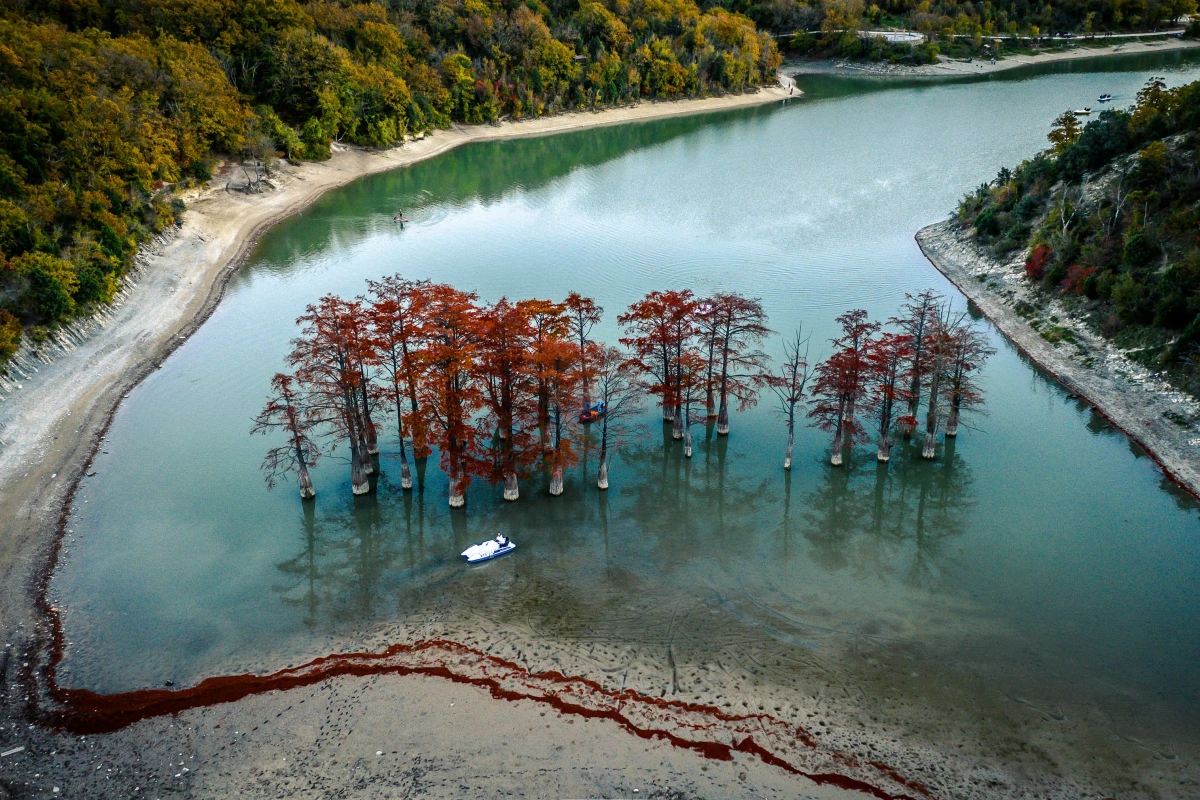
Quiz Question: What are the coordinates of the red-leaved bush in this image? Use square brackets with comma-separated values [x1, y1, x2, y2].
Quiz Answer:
[1062, 264, 1098, 294]
[1025, 245, 1052, 281]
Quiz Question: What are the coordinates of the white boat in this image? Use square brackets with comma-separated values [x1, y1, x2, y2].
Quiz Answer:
[1072, 108, 1092, 115]
[461, 538, 516, 563]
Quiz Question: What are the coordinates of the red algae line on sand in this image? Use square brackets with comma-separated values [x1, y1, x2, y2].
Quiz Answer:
[34, 637, 932, 800]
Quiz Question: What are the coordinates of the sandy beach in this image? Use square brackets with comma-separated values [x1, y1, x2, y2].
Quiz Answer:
[787, 36, 1200, 79]
[917, 219, 1200, 500]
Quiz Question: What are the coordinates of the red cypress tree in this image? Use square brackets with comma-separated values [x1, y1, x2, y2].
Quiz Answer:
[943, 324, 995, 438]
[865, 331, 914, 462]
[705, 292, 772, 436]
[476, 298, 539, 501]
[807, 309, 879, 466]
[565, 292, 603, 412]
[417, 284, 483, 507]
[252, 372, 321, 498]
[366, 276, 433, 491]
[288, 295, 374, 495]
[618, 290, 699, 435]
[890, 289, 943, 427]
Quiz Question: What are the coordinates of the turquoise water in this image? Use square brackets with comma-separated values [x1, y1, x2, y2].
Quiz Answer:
[56, 53, 1200, 754]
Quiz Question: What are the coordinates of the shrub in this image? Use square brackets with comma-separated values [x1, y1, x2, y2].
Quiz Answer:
[1025, 245, 1051, 280]
[974, 208, 1000, 237]
[0, 310, 20, 363]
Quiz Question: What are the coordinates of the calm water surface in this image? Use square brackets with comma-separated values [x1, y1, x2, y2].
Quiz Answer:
[58, 53, 1200, 738]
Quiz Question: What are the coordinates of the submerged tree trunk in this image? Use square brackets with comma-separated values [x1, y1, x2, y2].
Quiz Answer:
[549, 464, 564, 496]
[946, 394, 961, 437]
[351, 442, 370, 495]
[877, 399, 893, 463]
[448, 462, 466, 507]
[598, 448, 609, 489]
[298, 463, 315, 499]
[358, 432, 374, 475]
[830, 423, 844, 467]
[684, 408, 693, 458]
[716, 393, 729, 436]
[364, 418, 379, 455]
[784, 427, 794, 470]
[672, 405, 683, 440]
[922, 406, 938, 459]
[504, 471, 519, 501]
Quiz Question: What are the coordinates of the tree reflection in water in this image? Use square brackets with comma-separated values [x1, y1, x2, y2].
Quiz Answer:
[270, 420, 974, 636]
[802, 437, 973, 589]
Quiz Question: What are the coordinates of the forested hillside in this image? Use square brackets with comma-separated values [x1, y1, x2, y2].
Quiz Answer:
[959, 77, 1200, 394]
[0, 0, 781, 364]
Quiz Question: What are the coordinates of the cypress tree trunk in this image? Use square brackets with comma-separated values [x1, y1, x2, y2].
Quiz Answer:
[877, 399, 892, 463]
[830, 424, 844, 467]
[549, 464, 564, 496]
[672, 405, 683, 440]
[351, 440, 370, 495]
[716, 394, 729, 436]
[399, 448, 413, 490]
[298, 463, 315, 499]
[364, 419, 379, 455]
[946, 393, 961, 437]
[784, 427, 794, 470]
[684, 423, 693, 458]
[504, 472, 519, 501]
[598, 448, 609, 490]
[448, 460, 466, 507]
[922, 408, 938, 459]
[358, 432, 374, 475]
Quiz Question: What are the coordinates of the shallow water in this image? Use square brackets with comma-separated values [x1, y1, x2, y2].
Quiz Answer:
[58, 52, 1200, 755]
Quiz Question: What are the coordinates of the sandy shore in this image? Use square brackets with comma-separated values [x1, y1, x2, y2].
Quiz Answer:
[788, 36, 1200, 78]
[917, 219, 1200, 499]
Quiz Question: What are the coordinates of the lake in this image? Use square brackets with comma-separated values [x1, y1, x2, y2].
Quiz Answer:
[55, 49, 1200, 784]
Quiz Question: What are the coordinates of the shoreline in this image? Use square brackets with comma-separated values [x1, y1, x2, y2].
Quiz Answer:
[916, 219, 1200, 500]
[787, 36, 1200, 78]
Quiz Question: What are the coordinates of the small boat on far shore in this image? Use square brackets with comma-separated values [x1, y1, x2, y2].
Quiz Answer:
[579, 400, 606, 424]
[1098, 93, 1112, 103]
[1072, 107, 1092, 115]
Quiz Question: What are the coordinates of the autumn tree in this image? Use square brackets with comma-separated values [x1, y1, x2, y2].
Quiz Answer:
[535, 326, 580, 495]
[866, 332, 914, 462]
[524, 299, 570, 451]
[418, 285, 483, 507]
[591, 346, 643, 489]
[943, 324, 995, 438]
[252, 372, 321, 498]
[891, 289, 942, 427]
[618, 290, 699, 437]
[807, 309, 879, 466]
[288, 295, 374, 495]
[476, 298, 539, 500]
[705, 292, 772, 436]
[366, 275, 432, 490]
[919, 306, 965, 460]
[565, 292, 603, 411]
[768, 328, 810, 470]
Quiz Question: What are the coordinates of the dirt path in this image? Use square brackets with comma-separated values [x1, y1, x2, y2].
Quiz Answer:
[788, 36, 1200, 79]
[917, 219, 1200, 498]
